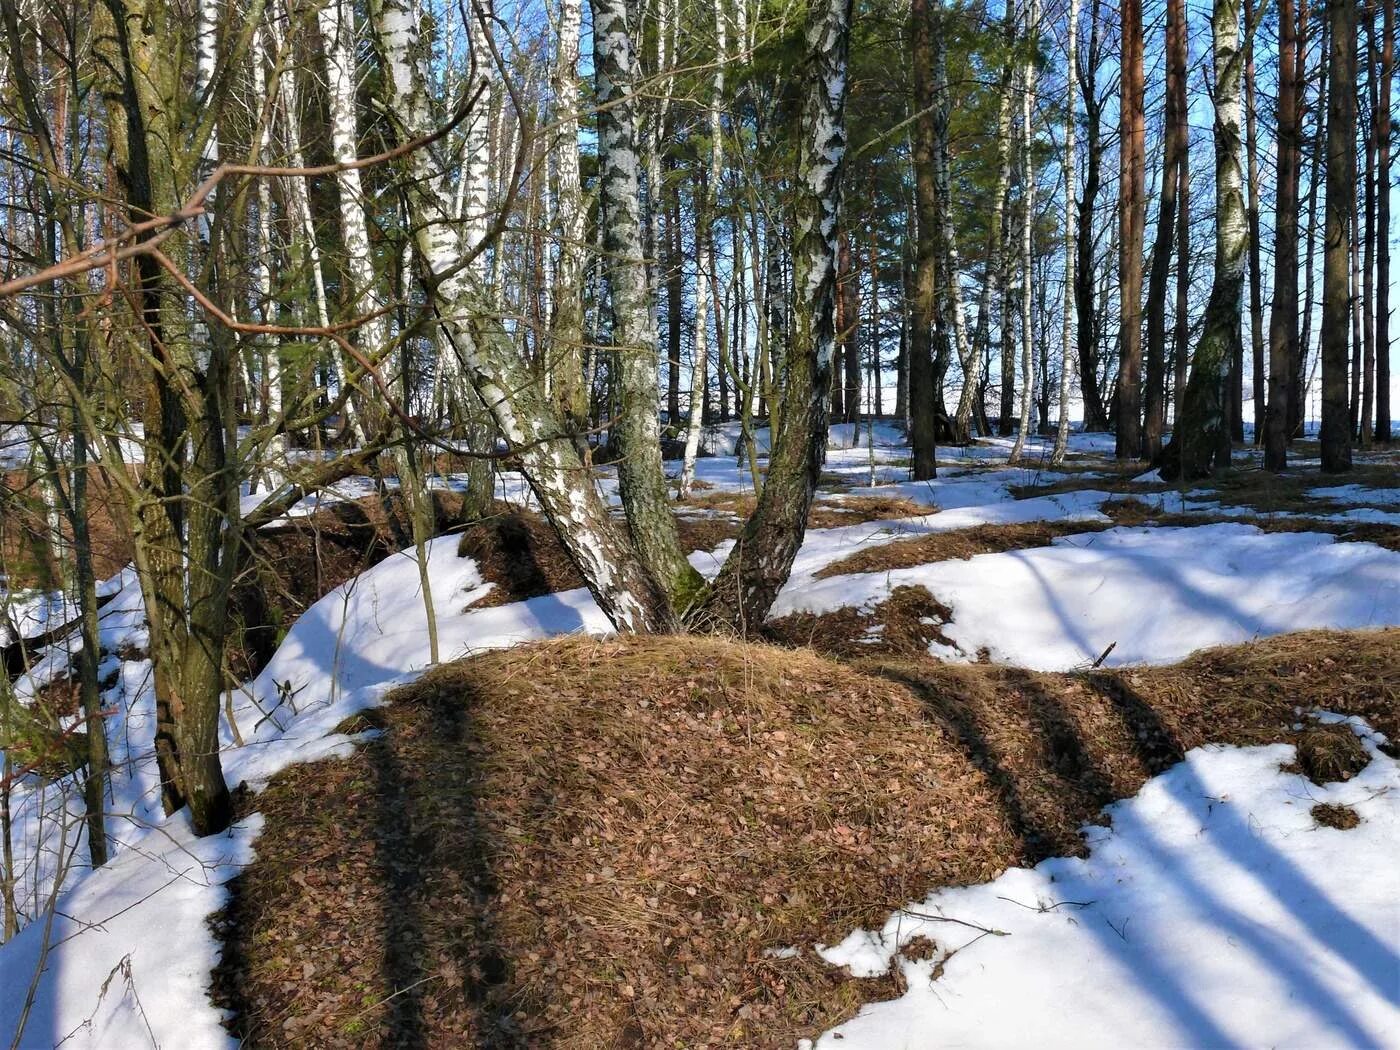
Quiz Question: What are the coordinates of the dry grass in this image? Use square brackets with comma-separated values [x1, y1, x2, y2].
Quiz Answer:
[678, 491, 930, 530]
[812, 520, 1113, 578]
[1311, 802, 1361, 829]
[1, 466, 135, 589]
[212, 629, 1398, 1049]
[764, 585, 959, 659]
[456, 506, 588, 607]
[1102, 497, 1400, 552]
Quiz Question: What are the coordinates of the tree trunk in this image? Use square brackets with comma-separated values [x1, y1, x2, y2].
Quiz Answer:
[1320, 0, 1355, 472]
[841, 233, 861, 424]
[1076, 0, 1110, 431]
[703, 0, 852, 629]
[1052, 0, 1079, 464]
[908, 0, 940, 478]
[1265, 0, 1301, 469]
[590, 0, 704, 606]
[1009, 0, 1039, 464]
[1244, 0, 1264, 443]
[1378, 0, 1394, 442]
[552, 0, 590, 433]
[1115, 0, 1146, 458]
[1159, 0, 1246, 479]
[1143, 0, 1186, 459]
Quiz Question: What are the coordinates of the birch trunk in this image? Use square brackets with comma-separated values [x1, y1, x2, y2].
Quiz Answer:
[590, 0, 704, 608]
[931, 0, 976, 445]
[372, 0, 678, 630]
[1159, 0, 1246, 479]
[551, 0, 589, 431]
[702, 0, 851, 629]
[1009, 0, 1038, 464]
[1052, 0, 1079, 465]
[680, 0, 728, 494]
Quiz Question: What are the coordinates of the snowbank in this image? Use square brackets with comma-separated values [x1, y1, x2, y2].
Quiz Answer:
[812, 718, 1400, 1049]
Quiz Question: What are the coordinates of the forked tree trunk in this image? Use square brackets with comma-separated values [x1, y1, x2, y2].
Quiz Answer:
[1160, 0, 1246, 479]
[701, 0, 851, 630]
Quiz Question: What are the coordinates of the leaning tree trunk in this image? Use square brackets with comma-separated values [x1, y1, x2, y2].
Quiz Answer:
[372, 0, 677, 631]
[701, 0, 852, 630]
[1159, 0, 1246, 480]
[1320, 0, 1356, 472]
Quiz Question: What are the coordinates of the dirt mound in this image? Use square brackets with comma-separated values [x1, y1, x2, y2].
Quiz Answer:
[212, 629, 1399, 1048]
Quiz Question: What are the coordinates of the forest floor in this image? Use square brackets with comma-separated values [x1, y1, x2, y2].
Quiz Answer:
[1, 424, 1399, 1048]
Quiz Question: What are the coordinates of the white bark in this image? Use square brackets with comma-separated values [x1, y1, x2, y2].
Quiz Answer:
[251, 22, 283, 491]
[680, 0, 728, 495]
[1052, 0, 1079, 464]
[371, 0, 674, 630]
[1009, 0, 1039, 464]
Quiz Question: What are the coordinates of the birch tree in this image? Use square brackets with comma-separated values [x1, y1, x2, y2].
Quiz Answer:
[680, 0, 728, 495]
[1159, 0, 1246, 479]
[1052, 0, 1079, 465]
[371, 0, 680, 630]
[701, 0, 852, 628]
[589, 0, 705, 608]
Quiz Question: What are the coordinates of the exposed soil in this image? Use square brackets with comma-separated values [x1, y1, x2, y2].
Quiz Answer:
[211, 629, 1398, 1049]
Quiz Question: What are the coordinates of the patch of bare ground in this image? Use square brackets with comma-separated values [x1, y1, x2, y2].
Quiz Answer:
[812, 520, 1114, 579]
[210, 629, 1398, 1049]
[678, 491, 930, 530]
[1009, 460, 1165, 499]
[2, 466, 136, 589]
[1102, 497, 1400, 552]
[1189, 463, 1400, 514]
[764, 585, 958, 660]
[456, 505, 588, 607]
